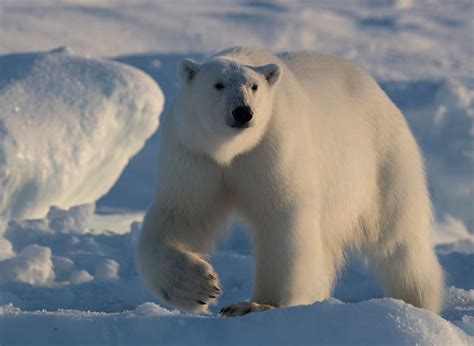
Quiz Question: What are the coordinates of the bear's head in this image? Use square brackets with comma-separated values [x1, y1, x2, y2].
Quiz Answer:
[174, 57, 282, 165]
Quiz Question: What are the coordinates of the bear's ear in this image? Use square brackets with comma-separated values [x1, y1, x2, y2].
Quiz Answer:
[257, 63, 282, 86]
[178, 59, 200, 83]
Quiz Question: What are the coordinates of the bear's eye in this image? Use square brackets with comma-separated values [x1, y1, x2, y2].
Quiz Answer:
[252, 84, 258, 91]
[214, 83, 225, 90]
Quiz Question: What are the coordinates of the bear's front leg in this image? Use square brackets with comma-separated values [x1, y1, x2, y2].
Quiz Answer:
[137, 207, 225, 314]
[153, 242, 221, 314]
[220, 207, 334, 317]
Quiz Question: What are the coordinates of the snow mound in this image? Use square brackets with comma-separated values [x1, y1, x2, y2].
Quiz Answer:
[0, 299, 471, 346]
[0, 204, 120, 289]
[0, 236, 15, 261]
[52, 256, 93, 285]
[94, 258, 119, 281]
[47, 204, 95, 234]
[0, 244, 54, 286]
[434, 214, 474, 254]
[0, 48, 163, 220]
[133, 302, 177, 317]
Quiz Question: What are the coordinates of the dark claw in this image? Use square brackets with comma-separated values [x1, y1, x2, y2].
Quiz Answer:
[213, 286, 221, 292]
[209, 295, 217, 299]
[208, 273, 216, 280]
[220, 306, 234, 315]
[197, 300, 207, 305]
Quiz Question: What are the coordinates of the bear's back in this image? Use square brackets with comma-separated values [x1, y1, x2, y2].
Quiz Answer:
[278, 51, 383, 106]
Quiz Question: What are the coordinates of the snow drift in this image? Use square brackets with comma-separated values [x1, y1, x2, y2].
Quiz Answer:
[0, 48, 163, 220]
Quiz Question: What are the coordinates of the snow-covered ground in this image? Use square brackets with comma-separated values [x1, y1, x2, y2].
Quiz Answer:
[0, 0, 473, 345]
[0, 205, 473, 345]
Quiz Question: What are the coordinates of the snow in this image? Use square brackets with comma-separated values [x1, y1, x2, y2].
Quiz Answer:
[0, 300, 470, 346]
[46, 204, 95, 234]
[0, 244, 54, 287]
[434, 215, 474, 254]
[0, 206, 473, 344]
[94, 258, 120, 281]
[0, 0, 473, 344]
[0, 236, 15, 261]
[0, 48, 163, 220]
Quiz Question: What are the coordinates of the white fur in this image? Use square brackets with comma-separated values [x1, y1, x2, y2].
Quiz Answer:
[137, 47, 444, 315]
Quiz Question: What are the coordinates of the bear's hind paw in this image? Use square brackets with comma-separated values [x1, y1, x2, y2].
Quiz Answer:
[219, 301, 273, 317]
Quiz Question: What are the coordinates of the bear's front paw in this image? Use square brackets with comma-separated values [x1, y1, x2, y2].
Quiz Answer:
[157, 247, 221, 314]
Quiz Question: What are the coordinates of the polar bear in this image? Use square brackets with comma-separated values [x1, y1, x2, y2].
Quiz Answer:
[137, 47, 444, 316]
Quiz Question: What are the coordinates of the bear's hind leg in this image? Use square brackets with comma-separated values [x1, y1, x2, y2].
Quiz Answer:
[369, 130, 444, 313]
[369, 238, 443, 313]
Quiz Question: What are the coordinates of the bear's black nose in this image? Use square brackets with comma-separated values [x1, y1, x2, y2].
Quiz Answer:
[232, 106, 253, 127]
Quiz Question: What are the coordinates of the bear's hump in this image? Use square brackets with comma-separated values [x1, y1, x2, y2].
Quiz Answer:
[213, 46, 282, 66]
